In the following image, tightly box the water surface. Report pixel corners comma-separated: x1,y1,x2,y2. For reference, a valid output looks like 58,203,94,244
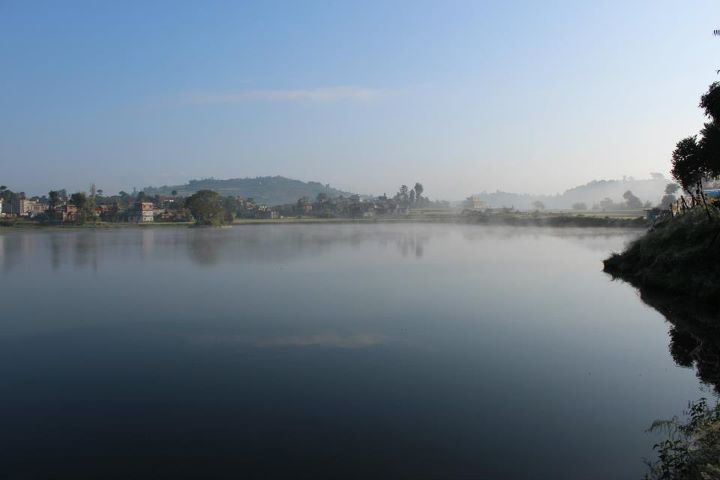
0,224,707,479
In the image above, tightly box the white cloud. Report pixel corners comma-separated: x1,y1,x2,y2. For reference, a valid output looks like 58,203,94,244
184,86,385,104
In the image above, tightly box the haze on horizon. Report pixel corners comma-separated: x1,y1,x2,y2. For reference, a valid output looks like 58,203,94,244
1,0,719,200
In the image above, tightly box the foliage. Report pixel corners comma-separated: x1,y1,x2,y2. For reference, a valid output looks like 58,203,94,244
144,176,354,206
604,209,720,306
623,190,644,209
700,82,720,121
666,183,681,195
185,190,227,225
672,82,720,192
572,202,588,210
69,192,94,224
645,399,720,480
660,184,681,208
672,136,705,193
659,194,677,209
48,190,61,209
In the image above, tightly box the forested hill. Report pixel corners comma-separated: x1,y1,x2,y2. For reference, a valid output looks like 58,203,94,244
144,176,356,205
473,176,670,210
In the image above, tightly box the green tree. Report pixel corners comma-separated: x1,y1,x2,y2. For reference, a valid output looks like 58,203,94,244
185,190,225,225
70,192,92,224
572,202,587,210
700,81,720,123
398,185,409,205
671,136,705,193
48,190,61,210
413,183,424,206
599,197,615,210
658,183,680,209
48,190,60,220
699,121,720,179
532,200,545,211
622,190,643,209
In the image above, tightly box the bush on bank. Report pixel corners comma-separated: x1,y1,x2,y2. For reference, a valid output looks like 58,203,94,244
604,209,720,306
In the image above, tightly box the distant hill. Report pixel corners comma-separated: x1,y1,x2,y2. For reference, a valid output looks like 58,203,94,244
472,176,672,210
144,176,355,205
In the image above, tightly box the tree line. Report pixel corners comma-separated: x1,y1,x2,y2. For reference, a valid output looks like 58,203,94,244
670,81,720,215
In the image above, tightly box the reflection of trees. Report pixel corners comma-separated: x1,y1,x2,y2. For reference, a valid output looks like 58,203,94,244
187,230,223,266
0,234,34,272
73,232,99,270
393,234,427,258
637,288,720,392
184,226,434,266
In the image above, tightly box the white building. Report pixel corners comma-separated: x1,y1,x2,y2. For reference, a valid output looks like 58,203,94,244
468,195,485,210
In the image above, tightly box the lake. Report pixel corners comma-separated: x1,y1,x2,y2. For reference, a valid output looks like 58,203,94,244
0,224,709,479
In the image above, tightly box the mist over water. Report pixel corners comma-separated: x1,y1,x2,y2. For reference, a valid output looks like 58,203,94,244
0,225,707,479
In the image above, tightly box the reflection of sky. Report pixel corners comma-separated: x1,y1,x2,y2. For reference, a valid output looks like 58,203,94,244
0,224,707,478
189,332,391,349
0,224,639,273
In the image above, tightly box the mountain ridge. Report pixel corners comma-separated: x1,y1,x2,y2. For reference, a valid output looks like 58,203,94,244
472,176,671,210
144,176,356,205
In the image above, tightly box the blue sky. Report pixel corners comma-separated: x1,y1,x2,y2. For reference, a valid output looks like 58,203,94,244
1,0,719,199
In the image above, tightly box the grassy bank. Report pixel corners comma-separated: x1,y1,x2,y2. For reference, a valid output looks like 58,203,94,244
603,209,720,306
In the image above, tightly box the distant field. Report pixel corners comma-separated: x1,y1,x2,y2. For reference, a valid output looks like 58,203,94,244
543,209,645,219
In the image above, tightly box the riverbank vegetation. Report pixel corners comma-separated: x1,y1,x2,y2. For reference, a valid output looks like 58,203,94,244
604,80,720,306
604,209,720,305
645,399,720,480
602,80,720,477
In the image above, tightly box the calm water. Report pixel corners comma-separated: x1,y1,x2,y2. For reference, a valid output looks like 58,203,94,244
0,224,708,479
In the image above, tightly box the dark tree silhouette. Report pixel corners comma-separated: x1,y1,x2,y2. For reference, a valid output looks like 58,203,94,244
622,190,643,209
671,136,705,193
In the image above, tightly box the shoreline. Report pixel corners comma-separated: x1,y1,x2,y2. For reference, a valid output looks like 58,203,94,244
603,209,720,307
0,212,650,230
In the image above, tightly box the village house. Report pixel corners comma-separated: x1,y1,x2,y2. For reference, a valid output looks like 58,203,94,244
8,197,47,217
254,205,279,219
28,200,48,217
54,204,79,223
133,202,155,223
157,196,177,208
468,195,485,210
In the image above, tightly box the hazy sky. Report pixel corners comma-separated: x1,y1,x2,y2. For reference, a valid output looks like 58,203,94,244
1,1,719,199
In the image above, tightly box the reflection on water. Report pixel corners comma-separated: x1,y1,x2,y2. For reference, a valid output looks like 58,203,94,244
0,226,640,272
632,289,720,393
0,224,707,479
